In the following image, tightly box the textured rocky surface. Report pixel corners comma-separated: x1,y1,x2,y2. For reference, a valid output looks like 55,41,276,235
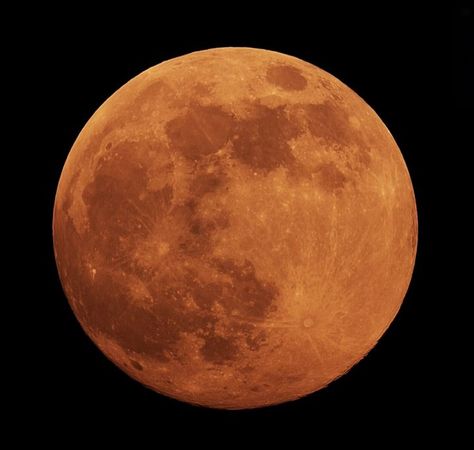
53,48,417,409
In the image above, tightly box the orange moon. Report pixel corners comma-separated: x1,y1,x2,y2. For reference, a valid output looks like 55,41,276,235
53,48,417,409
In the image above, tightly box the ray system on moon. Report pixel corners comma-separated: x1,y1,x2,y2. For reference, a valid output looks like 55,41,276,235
53,48,417,409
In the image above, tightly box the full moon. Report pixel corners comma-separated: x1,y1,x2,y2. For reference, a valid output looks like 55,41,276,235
53,48,417,409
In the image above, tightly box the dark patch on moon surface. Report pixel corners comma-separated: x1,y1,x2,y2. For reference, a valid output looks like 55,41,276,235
211,258,278,318
232,104,301,173
266,64,308,91
315,163,348,192
190,170,228,198
305,102,354,146
77,254,279,364
303,102,370,158
165,104,234,160
82,140,174,259
165,101,303,174
201,335,240,364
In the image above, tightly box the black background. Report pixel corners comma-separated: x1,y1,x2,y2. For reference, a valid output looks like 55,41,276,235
25,4,468,441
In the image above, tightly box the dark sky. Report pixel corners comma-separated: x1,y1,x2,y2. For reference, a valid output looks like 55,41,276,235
452,7,473,108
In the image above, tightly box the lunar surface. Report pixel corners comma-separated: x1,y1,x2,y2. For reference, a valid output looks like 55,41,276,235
53,48,417,409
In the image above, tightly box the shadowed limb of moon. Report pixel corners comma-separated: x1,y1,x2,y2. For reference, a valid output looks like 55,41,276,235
53,47,417,409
